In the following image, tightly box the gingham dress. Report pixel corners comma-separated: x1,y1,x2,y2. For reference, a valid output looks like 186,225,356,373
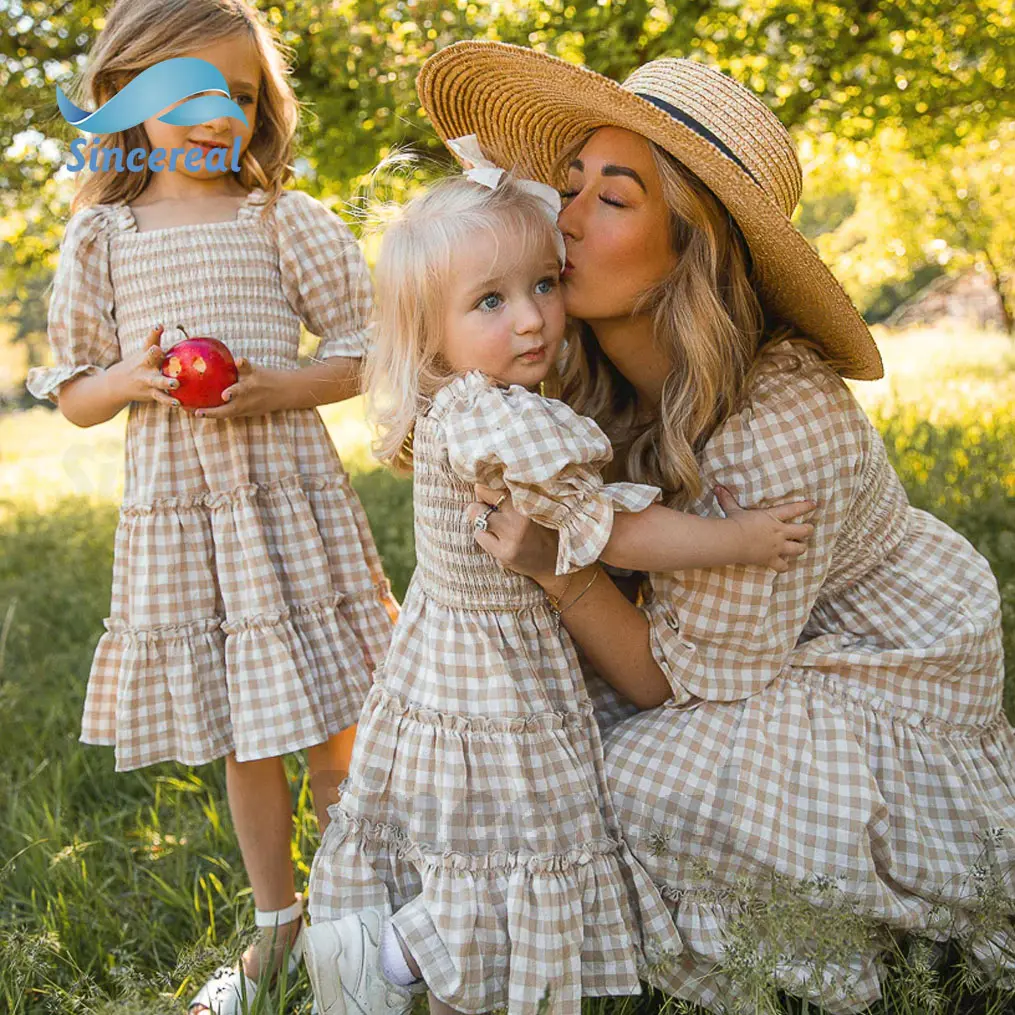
592,343,1015,1012
26,187,397,771
309,371,679,1014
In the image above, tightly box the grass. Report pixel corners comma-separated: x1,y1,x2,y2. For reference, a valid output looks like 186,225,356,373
1,325,1013,1013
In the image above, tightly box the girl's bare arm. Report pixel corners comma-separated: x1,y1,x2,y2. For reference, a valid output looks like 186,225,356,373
601,490,815,574
57,325,177,427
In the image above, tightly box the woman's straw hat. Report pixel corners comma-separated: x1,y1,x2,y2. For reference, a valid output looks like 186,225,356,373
417,41,883,381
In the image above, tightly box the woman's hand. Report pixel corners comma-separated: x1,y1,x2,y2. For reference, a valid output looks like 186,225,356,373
191,358,283,419
715,484,816,572
106,324,180,408
469,485,671,710
466,484,560,585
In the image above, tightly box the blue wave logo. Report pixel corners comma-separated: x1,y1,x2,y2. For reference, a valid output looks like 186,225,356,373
57,57,248,134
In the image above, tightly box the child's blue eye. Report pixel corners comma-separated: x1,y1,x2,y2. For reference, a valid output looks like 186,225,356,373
478,293,502,312
535,277,558,294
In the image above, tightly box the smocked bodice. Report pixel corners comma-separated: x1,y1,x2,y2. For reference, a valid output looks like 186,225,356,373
104,194,303,371
411,412,545,611
818,424,911,600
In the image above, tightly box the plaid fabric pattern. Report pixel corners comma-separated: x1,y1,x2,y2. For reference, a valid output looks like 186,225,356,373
28,190,396,770
276,189,375,361
25,207,122,403
440,371,659,575
309,374,678,1014
601,346,1014,1012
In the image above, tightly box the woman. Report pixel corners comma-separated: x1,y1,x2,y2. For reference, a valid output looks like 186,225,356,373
416,42,1015,1012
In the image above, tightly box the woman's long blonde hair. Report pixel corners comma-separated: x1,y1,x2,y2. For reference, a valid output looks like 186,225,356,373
554,135,851,508
67,0,299,216
365,174,562,474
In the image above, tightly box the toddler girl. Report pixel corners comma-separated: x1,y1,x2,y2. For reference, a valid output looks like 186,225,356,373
302,144,815,1015
26,1,397,1010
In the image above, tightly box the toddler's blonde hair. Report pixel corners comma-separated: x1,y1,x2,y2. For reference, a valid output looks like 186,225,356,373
68,0,300,216
365,174,562,474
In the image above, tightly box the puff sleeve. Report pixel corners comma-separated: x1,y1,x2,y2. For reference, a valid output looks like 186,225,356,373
26,207,121,405
440,372,660,575
276,189,373,361
643,350,865,703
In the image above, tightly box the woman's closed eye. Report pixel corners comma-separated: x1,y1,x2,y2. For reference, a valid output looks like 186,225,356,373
560,187,626,208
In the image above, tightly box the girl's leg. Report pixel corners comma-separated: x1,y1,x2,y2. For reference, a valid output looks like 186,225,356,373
390,926,487,1015
223,753,301,979
427,994,483,1015
306,725,357,833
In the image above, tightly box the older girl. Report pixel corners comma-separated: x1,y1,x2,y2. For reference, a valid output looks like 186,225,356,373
27,3,397,1010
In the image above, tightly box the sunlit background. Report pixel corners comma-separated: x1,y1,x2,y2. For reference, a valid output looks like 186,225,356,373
1,2,1013,1013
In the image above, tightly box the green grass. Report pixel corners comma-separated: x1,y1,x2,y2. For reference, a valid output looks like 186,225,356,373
1,326,1013,1013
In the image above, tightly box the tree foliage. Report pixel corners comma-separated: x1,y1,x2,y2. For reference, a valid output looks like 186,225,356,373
2,0,1013,373
799,123,1015,328
4,0,1013,192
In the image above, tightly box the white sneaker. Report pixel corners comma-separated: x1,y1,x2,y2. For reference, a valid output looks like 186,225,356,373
189,897,306,1015
304,906,420,1015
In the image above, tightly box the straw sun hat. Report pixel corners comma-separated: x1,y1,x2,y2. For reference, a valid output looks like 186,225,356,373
416,41,883,381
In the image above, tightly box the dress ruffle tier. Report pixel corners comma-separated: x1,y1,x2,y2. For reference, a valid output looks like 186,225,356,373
312,679,680,1014
605,668,1015,1012
84,468,395,770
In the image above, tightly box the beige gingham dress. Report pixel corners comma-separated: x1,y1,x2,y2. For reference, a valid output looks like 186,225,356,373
309,371,679,1014
26,187,397,771
591,344,1015,1013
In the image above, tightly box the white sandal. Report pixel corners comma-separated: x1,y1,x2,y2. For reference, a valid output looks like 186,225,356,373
189,897,306,1014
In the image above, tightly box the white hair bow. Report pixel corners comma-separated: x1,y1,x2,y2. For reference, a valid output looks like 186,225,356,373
446,134,566,267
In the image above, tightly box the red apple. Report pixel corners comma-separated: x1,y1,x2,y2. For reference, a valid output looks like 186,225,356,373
161,327,238,410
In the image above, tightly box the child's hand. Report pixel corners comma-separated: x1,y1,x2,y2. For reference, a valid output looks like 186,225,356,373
107,325,180,408
191,358,282,419
715,484,816,573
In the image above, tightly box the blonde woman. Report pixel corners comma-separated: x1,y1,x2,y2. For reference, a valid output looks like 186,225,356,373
302,164,816,1015
417,43,1015,1012
26,2,398,1010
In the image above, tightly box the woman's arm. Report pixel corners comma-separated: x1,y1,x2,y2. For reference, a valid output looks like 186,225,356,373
541,564,672,709
467,481,810,707
472,360,864,708
601,490,815,573
468,486,671,709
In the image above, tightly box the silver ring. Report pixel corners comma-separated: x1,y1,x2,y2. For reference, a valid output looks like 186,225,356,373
474,505,496,532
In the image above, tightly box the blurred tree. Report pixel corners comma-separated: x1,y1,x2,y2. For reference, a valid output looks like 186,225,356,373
211,0,1015,192
935,123,1015,334
801,123,1015,330
4,0,1013,196
2,0,1013,370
